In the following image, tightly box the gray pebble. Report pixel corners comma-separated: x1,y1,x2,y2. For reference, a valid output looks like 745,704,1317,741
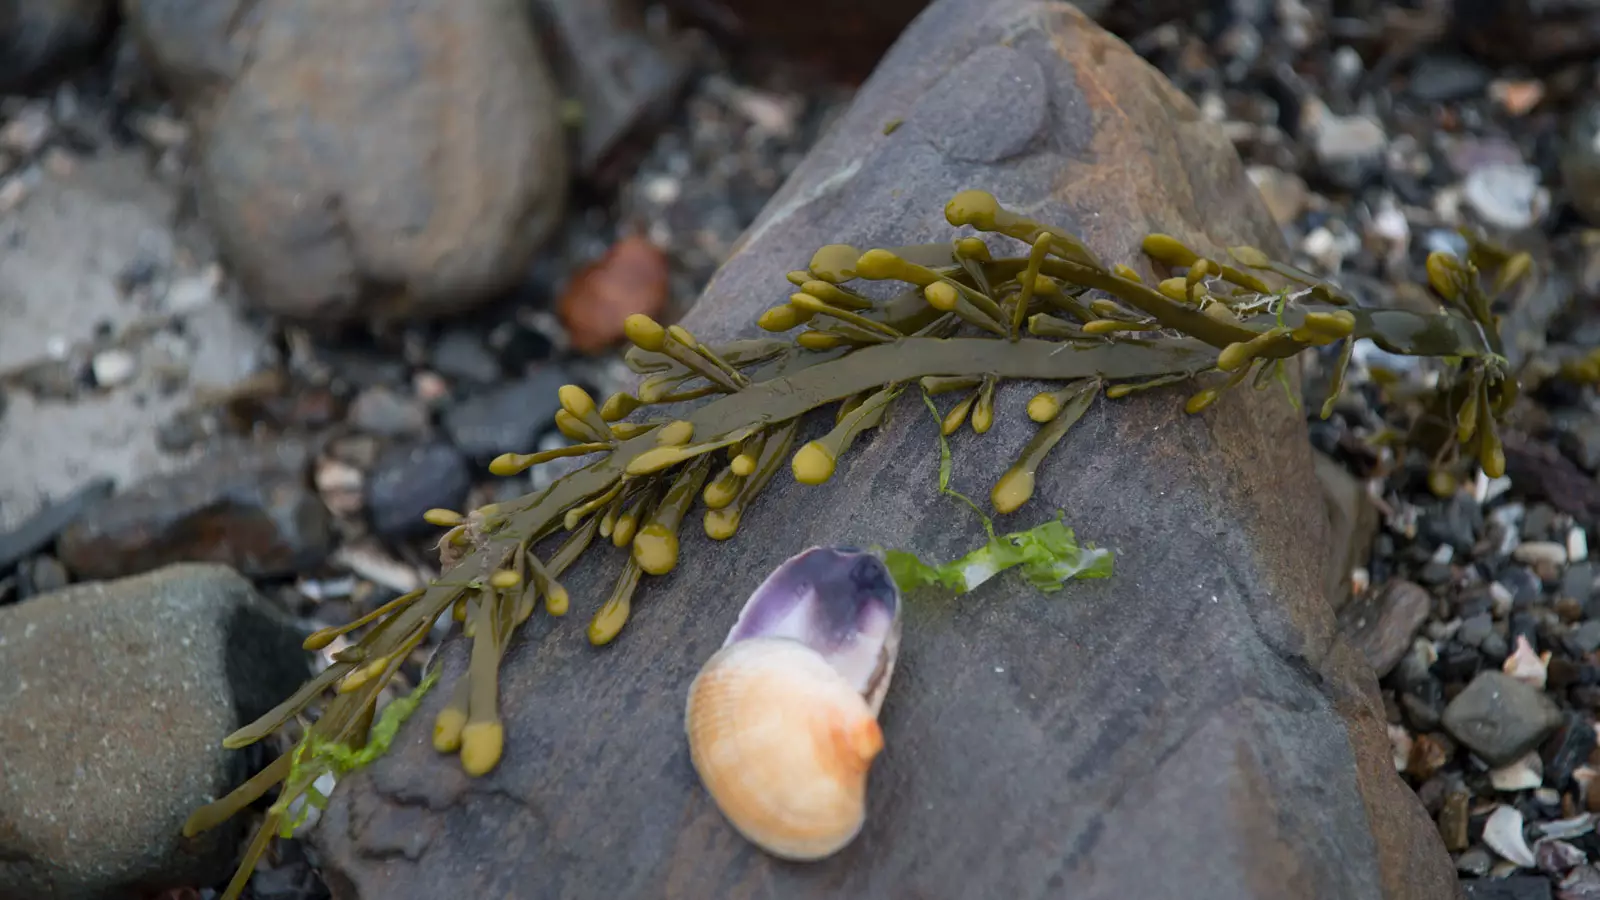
1573,620,1600,655
1441,671,1564,766
431,328,503,385
443,369,570,463
1459,612,1494,647
364,441,471,540
1456,847,1492,877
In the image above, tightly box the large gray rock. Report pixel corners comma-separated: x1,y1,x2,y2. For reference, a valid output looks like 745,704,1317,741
122,0,568,323
310,1,1460,898
0,563,310,900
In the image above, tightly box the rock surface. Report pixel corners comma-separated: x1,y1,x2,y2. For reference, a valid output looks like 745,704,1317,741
0,0,114,91
0,563,309,899
311,2,1460,898
55,440,334,580
123,0,568,323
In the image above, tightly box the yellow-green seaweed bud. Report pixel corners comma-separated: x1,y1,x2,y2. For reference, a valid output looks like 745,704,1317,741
601,392,642,421
624,314,667,351
460,721,504,777
792,441,836,484
1425,251,1463,302
1112,263,1142,282
1228,245,1273,268
954,236,991,261
1027,392,1061,422
632,524,679,576
667,324,697,349
433,707,467,753
924,281,959,311
1185,389,1219,414
809,244,861,283
796,331,847,351
656,420,695,446
489,569,521,589
991,466,1035,515
423,508,464,527
944,189,1000,228
558,384,598,421
1141,233,1199,267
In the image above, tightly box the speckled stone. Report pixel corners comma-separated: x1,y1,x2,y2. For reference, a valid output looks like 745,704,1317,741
0,563,309,899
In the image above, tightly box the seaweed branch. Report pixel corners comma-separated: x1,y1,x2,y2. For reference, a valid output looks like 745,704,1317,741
189,189,1527,898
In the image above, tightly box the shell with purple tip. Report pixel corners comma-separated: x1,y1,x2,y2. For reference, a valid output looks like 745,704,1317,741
685,545,902,860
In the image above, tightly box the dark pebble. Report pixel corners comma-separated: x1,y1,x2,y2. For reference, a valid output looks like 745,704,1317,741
1455,847,1491,876
1419,560,1454,585
1567,560,1599,606
431,329,503,385
1500,566,1544,608
1460,612,1494,647
1437,643,1485,682
1460,875,1552,899
0,477,114,573
1439,788,1471,852
443,368,570,463
1510,611,1541,649
1526,505,1558,542
1572,620,1600,655
1557,414,1600,473
1424,494,1483,554
1541,713,1598,791
1441,671,1565,766
14,555,68,600
1407,55,1492,103
1573,685,1600,711
1458,584,1495,619
1481,632,1509,663
365,442,471,540
55,443,333,581
349,386,430,437
1402,690,1444,733
1337,578,1432,677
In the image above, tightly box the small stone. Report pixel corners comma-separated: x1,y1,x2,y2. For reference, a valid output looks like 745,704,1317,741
1517,541,1570,568
1574,620,1600,655
442,369,570,463
0,564,310,899
1440,788,1472,851
1456,847,1492,876
1408,55,1491,102
1463,164,1548,231
1339,578,1433,676
557,235,671,354
1309,108,1386,190
0,477,113,571
56,442,334,580
430,329,502,385
1483,632,1510,663
90,348,137,388
364,442,470,540
349,386,429,437
1245,165,1306,225
0,103,52,156
1461,612,1496,647
1409,732,1454,781
1491,751,1545,791
1442,671,1564,766
1500,566,1544,608
1485,804,1539,869
314,457,364,518
1543,715,1598,791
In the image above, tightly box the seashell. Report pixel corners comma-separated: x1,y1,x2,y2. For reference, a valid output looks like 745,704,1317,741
686,637,883,860
685,545,902,860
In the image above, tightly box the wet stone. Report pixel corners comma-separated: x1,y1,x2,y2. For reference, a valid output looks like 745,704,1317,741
430,329,502,385
364,441,471,541
1501,567,1544,609
1456,847,1492,876
1565,561,1597,606
1541,714,1597,791
349,386,430,437
1425,494,1484,554
1442,671,1564,766
1441,789,1472,852
1408,55,1492,102
1571,620,1600,655
442,369,570,463
13,555,67,600
55,443,334,581
1403,690,1445,733
1461,612,1495,648
1482,632,1510,663
1339,578,1432,676
1556,414,1600,473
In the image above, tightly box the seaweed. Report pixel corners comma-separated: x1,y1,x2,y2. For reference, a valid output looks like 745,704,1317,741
187,190,1525,898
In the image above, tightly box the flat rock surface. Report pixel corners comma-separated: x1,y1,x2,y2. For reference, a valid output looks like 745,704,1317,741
312,1,1460,898
0,563,309,900
0,140,271,532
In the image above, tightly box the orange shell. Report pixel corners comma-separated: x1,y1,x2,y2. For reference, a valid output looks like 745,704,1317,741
685,636,884,860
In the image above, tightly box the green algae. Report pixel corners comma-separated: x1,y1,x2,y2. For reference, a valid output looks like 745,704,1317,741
187,189,1527,900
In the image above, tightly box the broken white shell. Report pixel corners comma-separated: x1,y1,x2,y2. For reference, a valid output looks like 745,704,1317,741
685,545,902,860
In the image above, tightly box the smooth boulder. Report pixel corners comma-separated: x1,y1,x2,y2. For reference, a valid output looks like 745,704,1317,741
310,1,1461,898
122,0,568,322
